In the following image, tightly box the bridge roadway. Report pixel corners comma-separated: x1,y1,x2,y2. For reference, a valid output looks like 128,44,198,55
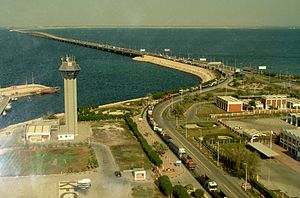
28,31,143,57
19,30,235,73
153,77,249,198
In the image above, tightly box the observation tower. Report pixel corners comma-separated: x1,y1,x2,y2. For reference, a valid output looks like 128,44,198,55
59,56,80,135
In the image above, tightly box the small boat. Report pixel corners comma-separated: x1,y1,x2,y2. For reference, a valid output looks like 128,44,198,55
2,110,7,116
12,98,18,101
5,103,12,111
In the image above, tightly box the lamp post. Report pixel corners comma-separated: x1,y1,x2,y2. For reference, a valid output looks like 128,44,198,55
217,141,220,166
243,163,248,191
185,118,188,138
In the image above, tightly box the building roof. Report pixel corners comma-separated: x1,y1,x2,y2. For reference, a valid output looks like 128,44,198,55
217,96,242,104
288,113,300,118
282,128,300,137
242,129,268,138
26,125,51,135
248,142,280,157
287,98,300,106
262,95,288,99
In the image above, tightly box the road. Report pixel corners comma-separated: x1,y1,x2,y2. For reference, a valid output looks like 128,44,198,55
0,143,133,198
153,76,249,198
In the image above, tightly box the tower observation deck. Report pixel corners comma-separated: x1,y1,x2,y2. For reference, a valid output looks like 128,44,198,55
59,56,80,135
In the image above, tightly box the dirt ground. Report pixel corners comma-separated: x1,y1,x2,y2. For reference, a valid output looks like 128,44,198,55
91,120,151,171
91,121,132,146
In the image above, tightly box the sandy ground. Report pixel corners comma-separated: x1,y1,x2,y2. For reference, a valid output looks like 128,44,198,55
0,83,51,97
133,55,216,83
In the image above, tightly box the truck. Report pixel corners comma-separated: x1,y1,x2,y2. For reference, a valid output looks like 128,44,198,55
197,175,218,192
181,154,197,170
169,141,186,159
76,178,92,190
162,135,172,144
153,125,163,132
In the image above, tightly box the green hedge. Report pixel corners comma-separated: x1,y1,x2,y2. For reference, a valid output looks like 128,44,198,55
249,179,276,198
158,175,173,196
124,114,163,166
78,113,124,121
173,185,190,198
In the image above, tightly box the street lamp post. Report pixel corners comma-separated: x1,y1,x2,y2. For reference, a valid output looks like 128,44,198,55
244,163,248,191
185,119,188,138
217,141,220,166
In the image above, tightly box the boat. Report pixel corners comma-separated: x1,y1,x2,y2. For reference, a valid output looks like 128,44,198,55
35,87,60,95
5,103,12,111
2,110,7,116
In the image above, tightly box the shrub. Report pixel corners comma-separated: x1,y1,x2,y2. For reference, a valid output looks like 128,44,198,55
193,189,204,198
124,114,162,166
158,176,173,196
173,185,190,198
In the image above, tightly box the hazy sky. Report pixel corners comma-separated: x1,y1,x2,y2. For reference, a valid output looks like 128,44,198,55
1,0,299,27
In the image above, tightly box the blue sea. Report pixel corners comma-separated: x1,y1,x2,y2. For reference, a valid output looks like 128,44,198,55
0,28,300,128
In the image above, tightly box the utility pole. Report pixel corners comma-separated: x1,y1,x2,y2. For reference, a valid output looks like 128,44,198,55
270,131,273,149
199,129,203,150
180,92,183,103
185,118,188,138
244,163,248,191
217,141,220,166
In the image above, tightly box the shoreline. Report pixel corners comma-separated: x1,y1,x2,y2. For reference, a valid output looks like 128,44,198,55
0,96,149,131
133,55,216,83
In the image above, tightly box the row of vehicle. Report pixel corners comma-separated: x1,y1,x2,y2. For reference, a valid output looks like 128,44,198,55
193,173,227,198
146,106,227,198
147,108,196,170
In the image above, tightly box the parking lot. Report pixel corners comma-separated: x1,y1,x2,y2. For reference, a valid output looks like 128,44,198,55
223,117,300,197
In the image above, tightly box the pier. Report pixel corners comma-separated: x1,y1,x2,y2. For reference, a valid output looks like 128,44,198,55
0,96,10,116
0,84,59,98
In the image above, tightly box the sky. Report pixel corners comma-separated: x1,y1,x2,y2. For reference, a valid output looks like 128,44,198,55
0,0,299,27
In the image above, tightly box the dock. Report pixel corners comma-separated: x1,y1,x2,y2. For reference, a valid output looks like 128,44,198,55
0,96,10,115
0,84,59,98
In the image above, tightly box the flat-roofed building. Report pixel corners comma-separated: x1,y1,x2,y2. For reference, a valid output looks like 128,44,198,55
216,96,243,112
286,113,300,127
261,95,287,110
26,125,51,143
241,99,264,110
287,98,300,109
280,128,300,160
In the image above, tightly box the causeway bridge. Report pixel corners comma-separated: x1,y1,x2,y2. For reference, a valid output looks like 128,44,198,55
14,30,234,74
28,31,143,57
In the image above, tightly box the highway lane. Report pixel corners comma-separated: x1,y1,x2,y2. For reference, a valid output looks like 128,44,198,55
153,77,249,198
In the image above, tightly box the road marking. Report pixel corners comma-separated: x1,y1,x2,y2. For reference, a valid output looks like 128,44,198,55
59,181,78,198
222,183,236,198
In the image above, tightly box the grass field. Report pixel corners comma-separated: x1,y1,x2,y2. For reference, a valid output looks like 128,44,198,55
111,144,152,171
0,146,97,176
196,103,226,119
131,185,164,198
92,120,151,171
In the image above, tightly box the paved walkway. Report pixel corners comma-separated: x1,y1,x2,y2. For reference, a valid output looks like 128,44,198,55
133,114,210,197
272,144,300,174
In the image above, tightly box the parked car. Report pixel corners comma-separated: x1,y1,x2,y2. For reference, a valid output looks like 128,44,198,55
114,171,122,177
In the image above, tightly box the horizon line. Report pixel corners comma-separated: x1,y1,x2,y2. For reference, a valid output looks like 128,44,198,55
2,24,300,30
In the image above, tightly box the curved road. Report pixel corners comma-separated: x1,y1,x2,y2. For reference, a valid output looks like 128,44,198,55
153,76,249,198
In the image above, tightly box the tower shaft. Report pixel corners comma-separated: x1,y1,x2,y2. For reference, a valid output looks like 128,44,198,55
59,56,80,136
64,78,78,135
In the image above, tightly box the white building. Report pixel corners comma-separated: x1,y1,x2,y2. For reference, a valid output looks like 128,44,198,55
216,96,243,112
286,113,300,127
287,98,300,109
280,128,300,160
26,125,51,142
